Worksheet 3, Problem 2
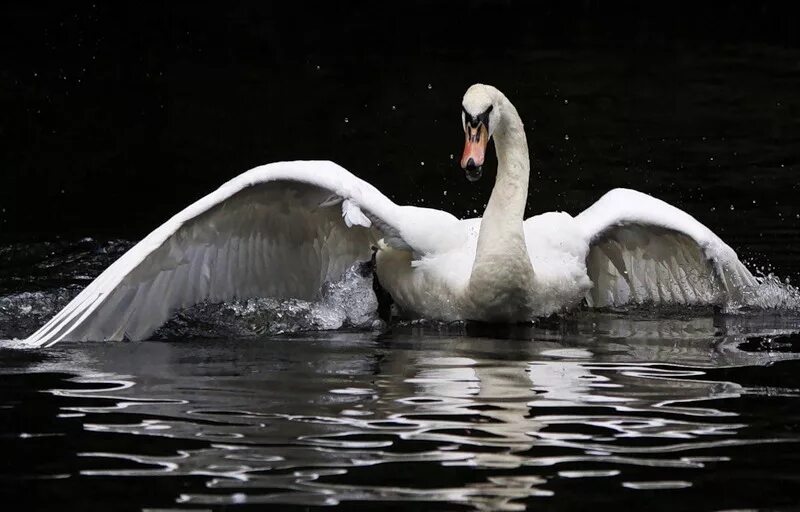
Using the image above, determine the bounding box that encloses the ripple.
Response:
[558,469,621,478]
[4,325,800,510]
[622,480,693,490]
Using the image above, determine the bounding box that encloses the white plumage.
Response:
[24,85,757,347]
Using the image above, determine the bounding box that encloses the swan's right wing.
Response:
[575,188,757,308]
[24,160,459,346]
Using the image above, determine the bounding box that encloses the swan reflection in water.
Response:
[8,313,799,510]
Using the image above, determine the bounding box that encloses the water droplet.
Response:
[730,205,735,211]
[420,161,425,166]
[427,83,432,90]
[564,134,569,141]
[344,117,349,123]
[391,105,396,111]
[449,154,454,160]
[443,190,448,196]
[563,99,568,104]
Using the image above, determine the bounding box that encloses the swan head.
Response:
[460,84,501,182]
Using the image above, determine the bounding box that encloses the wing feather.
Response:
[25,160,458,346]
[576,188,757,308]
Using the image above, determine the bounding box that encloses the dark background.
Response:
[2,1,799,275]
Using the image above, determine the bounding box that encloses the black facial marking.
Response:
[462,104,493,130]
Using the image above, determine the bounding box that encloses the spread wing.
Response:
[575,188,757,308]
[25,160,458,346]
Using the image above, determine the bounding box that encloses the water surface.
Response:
[3,314,800,510]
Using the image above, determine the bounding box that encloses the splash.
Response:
[0,242,382,341]
[0,238,133,340]
[1,236,799,343]
[0,288,81,339]
[728,272,800,313]
[153,261,382,339]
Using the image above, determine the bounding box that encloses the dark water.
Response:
[4,2,800,510]
[3,322,800,511]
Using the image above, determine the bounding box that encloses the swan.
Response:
[24,84,757,347]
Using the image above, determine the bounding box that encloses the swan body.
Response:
[375,212,591,322]
[24,84,757,347]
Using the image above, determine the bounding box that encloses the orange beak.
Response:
[461,124,488,169]
[460,123,487,182]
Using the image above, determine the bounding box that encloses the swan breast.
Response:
[524,212,593,314]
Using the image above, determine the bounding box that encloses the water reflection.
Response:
[3,313,800,510]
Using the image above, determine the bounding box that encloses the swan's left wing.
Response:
[574,188,756,308]
[24,160,459,346]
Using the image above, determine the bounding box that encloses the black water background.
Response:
[2,2,800,282]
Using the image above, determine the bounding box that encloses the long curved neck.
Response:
[469,94,534,293]
[483,97,529,236]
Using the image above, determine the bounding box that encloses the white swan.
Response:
[24,84,757,346]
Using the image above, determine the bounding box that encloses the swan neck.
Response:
[468,92,534,306]
[489,99,529,220]
[479,94,530,243]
